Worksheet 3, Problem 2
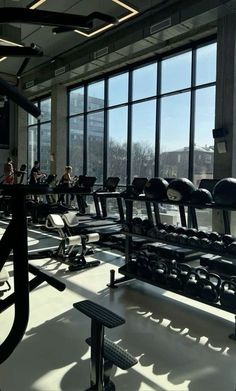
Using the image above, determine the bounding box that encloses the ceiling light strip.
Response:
[0,38,23,47]
[0,57,7,62]
[28,0,47,10]
[74,0,138,38]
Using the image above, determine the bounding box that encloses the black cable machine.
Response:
[0,185,66,365]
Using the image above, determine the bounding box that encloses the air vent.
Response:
[54,66,66,76]
[25,80,34,89]
[150,17,172,34]
[94,47,109,59]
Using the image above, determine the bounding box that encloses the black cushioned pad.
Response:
[73,300,125,328]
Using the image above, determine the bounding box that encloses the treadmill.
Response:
[78,177,149,241]
[73,177,123,234]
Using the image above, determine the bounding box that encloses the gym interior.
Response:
[1,1,236,390]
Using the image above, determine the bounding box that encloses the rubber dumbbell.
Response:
[176,227,187,235]
[199,237,211,250]
[166,224,176,233]
[142,219,154,235]
[158,222,168,231]
[146,227,159,238]
[132,217,143,235]
[222,234,234,246]
[197,230,209,239]
[178,234,189,245]
[227,242,236,255]
[209,232,221,242]
[210,240,225,253]
[188,236,200,248]
[186,228,198,237]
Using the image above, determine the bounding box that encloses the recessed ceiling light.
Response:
[74,0,138,37]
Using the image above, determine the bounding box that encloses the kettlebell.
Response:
[220,280,236,310]
[167,267,182,291]
[178,263,192,285]
[200,273,221,303]
[152,261,168,285]
[184,271,200,297]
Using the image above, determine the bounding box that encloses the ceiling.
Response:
[0,0,173,78]
[0,0,235,91]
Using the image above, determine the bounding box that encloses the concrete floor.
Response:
[0,226,236,391]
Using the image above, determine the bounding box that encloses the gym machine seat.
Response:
[44,213,100,271]
[74,300,137,391]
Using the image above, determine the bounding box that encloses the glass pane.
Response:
[161,51,192,93]
[69,87,84,115]
[196,43,217,85]
[193,86,215,185]
[28,125,38,172]
[40,122,51,173]
[108,107,128,184]
[40,98,51,122]
[87,111,104,183]
[131,100,156,179]
[108,73,128,106]
[133,63,157,100]
[87,80,104,111]
[159,92,191,178]
[28,103,38,125]
[69,115,84,176]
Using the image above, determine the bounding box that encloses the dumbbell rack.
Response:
[109,195,236,338]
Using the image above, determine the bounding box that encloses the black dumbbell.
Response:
[222,234,234,246]
[166,224,176,233]
[209,232,221,242]
[227,242,236,255]
[158,222,168,231]
[199,237,211,249]
[146,227,159,238]
[188,236,200,248]
[122,222,130,232]
[210,240,225,253]
[157,229,168,240]
[132,217,143,234]
[186,228,198,237]
[142,219,154,235]
[197,230,209,239]
[178,234,189,245]
[176,227,187,235]
[165,232,178,243]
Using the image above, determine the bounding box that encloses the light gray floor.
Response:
[0,240,236,391]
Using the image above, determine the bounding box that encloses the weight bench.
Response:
[0,267,10,297]
[39,213,100,272]
[74,300,137,391]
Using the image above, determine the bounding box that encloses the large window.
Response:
[27,97,51,174]
[87,111,104,183]
[131,100,156,178]
[159,92,191,178]
[68,40,216,195]
[108,107,128,184]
